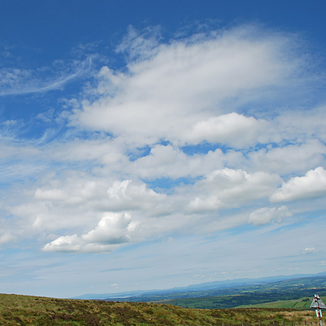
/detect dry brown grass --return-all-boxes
[0,293,320,325]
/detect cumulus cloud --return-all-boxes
[43,212,136,253]
[43,234,82,253]
[35,188,66,201]
[71,26,298,147]
[34,179,105,207]
[248,140,326,175]
[27,177,167,233]
[259,107,326,144]
[106,179,165,211]
[188,168,281,212]
[130,144,231,179]
[248,206,292,226]
[82,213,136,244]
[270,167,326,202]
[184,113,265,148]
[49,138,123,164]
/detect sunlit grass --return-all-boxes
[0,293,319,325]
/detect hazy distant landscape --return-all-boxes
[77,274,326,309]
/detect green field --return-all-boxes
[0,293,319,325]
[239,297,316,309]
[161,293,326,310]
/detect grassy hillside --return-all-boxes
[0,293,319,325]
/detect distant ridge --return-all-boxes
[75,271,326,301]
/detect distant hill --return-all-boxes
[77,274,326,309]
[76,272,326,301]
[158,276,326,309]
[0,293,319,325]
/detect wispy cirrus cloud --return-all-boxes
[0,57,93,96]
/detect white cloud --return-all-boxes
[248,140,326,175]
[248,206,292,226]
[271,167,326,202]
[0,233,15,245]
[184,113,265,148]
[43,234,82,253]
[106,179,165,212]
[259,107,326,144]
[0,57,92,96]
[188,168,281,212]
[43,212,136,253]
[302,248,317,254]
[82,213,136,244]
[130,144,230,179]
[71,27,298,147]
[35,188,66,201]
[6,175,168,240]
[116,25,162,61]
[34,179,107,207]
[49,139,120,163]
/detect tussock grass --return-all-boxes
[0,293,319,325]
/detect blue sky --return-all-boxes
[0,0,326,298]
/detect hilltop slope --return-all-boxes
[0,293,318,325]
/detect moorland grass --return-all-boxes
[0,293,319,325]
